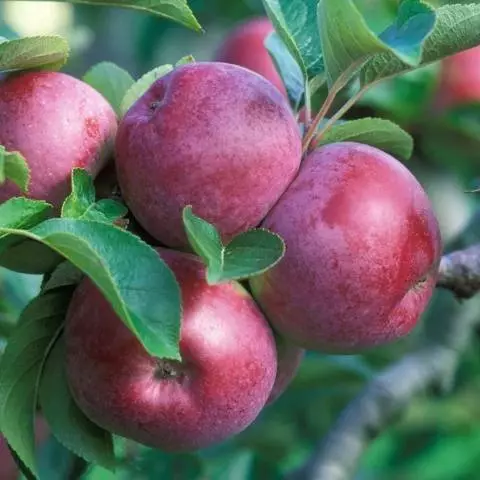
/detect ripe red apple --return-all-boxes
[250,142,442,352]
[267,335,304,404]
[434,45,480,111]
[64,248,277,451]
[115,62,301,249]
[214,17,286,96]
[0,71,117,210]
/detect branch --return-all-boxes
[289,243,480,480]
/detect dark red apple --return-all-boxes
[115,61,301,249]
[0,71,117,210]
[434,45,480,111]
[64,249,278,451]
[250,142,442,352]
[214,17,286,96]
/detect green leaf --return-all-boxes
[0,289,74,477]
[20,0,202,32]
[318,0,435,87]
[176,54,195,66]
[61,169,127,224]
[0,219,182,360]
[361,4,480,86]
[0,198,51,232]
[262,0,324,80]
[182,206,285,285]
[0,146,30,192]
[317,118,414,160]
[120,64,173,116]
[83,62,134,117]
[38,335,116,470]
[265,32,305,110]
[0,35,69,72]
[42,262,83,293]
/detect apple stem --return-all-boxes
[155,359,184,380]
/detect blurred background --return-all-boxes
[2,0,480,478]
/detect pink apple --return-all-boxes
[115,62,301,249]
[214,17,286,96]
[0,71,117,210]
[64,249,278,451]
[250,142,442,352]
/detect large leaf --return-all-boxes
[317,117,414,160]
[318,0,435,87]
[0,219,182,360]
[20,0,202,32]
[0,146,30,193]
[0,290,74,477]
[83,62,135,117]
[0,35,69,72]
[38,335,116,470]
[182,207,285,284]
[361,4,480,86]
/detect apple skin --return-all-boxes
[115,61,301,249]
[267,335,304,404]
[64,248,278,452]
[250,142,442,352]
[214,17,286,96]
[0,71,117,210]
[434,45,480,111]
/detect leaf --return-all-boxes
[318,0,436,88]
[120,64,173,116]
[0,146,30,192]
[176,54,195,66]
[20,0,202,32]
[83,62,135,116]
[0,219,182,360]
[0,198,51,232]
[317,118,414,160]
[182,206,285,285]
[0,35,69,72]
[262,0,324,80]
[265,31,305,110]
[38,335,116,470]
[361,4,480,86]
[87,199,127,224]
[0,289,74,477]
[42,262,84,293]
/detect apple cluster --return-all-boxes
[0,17,443,454]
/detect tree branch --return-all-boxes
[289,242,480,480]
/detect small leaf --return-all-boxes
[83,62,134,116]
[61,169,96,220]
[120,64,173,115]
[361,4,480,86]
[182,207,285,285]
[85,199,128,224]
[0,35,69,72]
[0,198,51,232]
[265,31,305,110]
[0,289,74,477]
[210,230,285,284]
[19,0,202,32]
[42,262,84,293]
[38,335,116,470]
[0,219,182,360]
[318,0,435,87]
[317,118,414,160]
[0,146,30,192]
[176,55,195,66]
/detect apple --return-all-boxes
[434,45,480,111]
[267,335,304,404]
[214,17,286,96]
[0,71,117,210]
[250,142,442,352]
[64,248,278,451]
[115,61,301,249]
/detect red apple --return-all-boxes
[115,62,301,249]
[0,71,117,210]
[64,249,278,451]
[434,45,480,111]
[214,17,286,96]
[250,142,442,352]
